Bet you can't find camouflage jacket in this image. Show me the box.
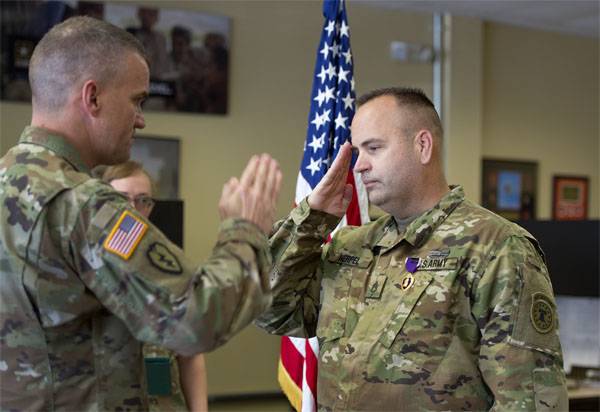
[0,127,272,411]
[256,186,567,411]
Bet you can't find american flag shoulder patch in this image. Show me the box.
[103,210,148,260]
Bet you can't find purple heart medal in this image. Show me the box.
[401,257,421,291]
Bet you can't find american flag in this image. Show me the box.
[278,1,368,411]
[104,211,148,260]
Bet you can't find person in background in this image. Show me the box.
[125,6,174,111]
[256,87,567,411]
[202,32,228,114]
[76,1,104,20]
[0,16,281,410]
[127,7,171,80]
[102,161,208,412]
[169,25,207,112]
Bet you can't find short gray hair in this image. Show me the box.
[29,16,147,111]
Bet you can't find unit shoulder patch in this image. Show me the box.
[530,292,555,334]
[147,242,182,275]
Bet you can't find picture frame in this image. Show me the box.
[552,175,589,220]
[0,1,230,114]
[130,135,180,200]
[481,158,538,221]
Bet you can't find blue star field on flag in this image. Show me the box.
[300,0,356,190]
[281,3,367,410]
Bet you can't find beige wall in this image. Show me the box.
[482,23,599,219]
[0,0,598,396]
[444,15,484,202]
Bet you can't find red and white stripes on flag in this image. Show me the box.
[278,337,319,412]
[278,1,368,410]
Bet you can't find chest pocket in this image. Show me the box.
[378,271,434,348]
[317,249,373,342]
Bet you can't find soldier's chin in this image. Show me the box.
[367,192,380,204]
[368,194,388,210]
[106,152,130,166]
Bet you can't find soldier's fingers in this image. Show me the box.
[219,178,239,218]
[271,169,283,201]
[321,143,352,187]
[253,154,271,193]
[332,143,352,177]
[342,184,353,209]
[221,177,236,199]
[240,155,259,188]
[262,167,280,219]
[230,177,240,191]
[264,158,280,199]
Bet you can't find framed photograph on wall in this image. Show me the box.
[130,135,180,200]
[482,158,538,221]
[0,1,230,114]
[552,175,589,220]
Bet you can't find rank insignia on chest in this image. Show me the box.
[366,274,387,299]
[530,292,555,334]
[336,254,360,266]
[104,211,148,260]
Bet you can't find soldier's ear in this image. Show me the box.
[413,129,433,165]
[81,80,100,117]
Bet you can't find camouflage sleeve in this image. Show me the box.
[254,198,340,337]
[471,235,568,411]
[57,182,272,355]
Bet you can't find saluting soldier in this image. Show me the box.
[256,87,568,411]
[0,16,281,410]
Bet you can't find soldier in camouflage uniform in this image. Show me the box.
[0,17,282,410]
[256,88,568,411]
[101,161,207,412]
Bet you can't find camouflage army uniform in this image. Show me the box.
[0,127,272,411]
[256,186,568,411]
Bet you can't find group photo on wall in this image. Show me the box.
[0,0,230,114]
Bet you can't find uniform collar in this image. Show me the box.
[19,126,91,174]
[374,186,465,251]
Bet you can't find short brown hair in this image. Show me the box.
[357,87,443,139]
[29,16,147,111]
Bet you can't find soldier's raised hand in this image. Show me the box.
[307,142,353,217]
[219,154,282,233]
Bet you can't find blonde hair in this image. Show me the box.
[101,160,156,196]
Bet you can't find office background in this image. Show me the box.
[0,0,597,398]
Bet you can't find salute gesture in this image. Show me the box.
[308,142,354,217]
[219,154,283,233]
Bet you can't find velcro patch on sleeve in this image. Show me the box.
[103,210,148,260]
